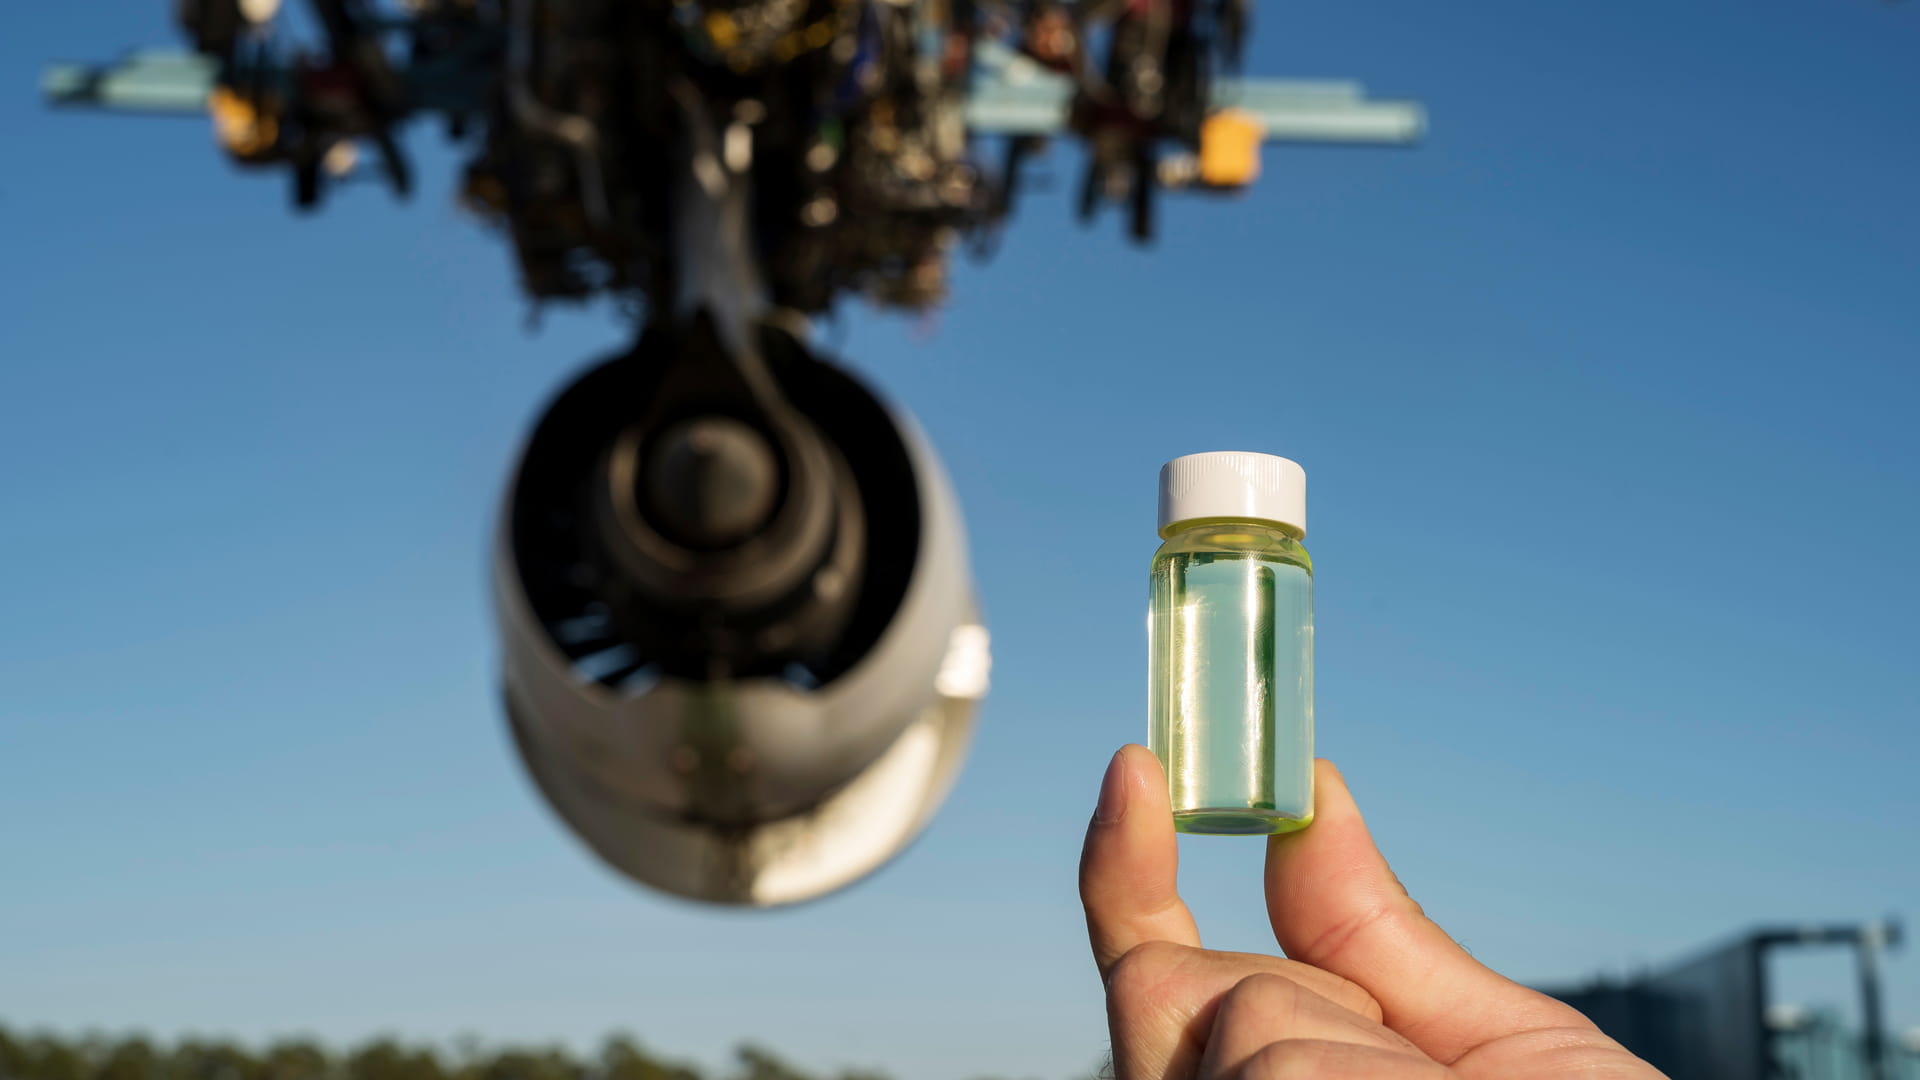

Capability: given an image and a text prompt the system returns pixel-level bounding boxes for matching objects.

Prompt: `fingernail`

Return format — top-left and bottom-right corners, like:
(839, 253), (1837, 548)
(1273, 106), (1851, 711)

(1094, 749), (1128, 824)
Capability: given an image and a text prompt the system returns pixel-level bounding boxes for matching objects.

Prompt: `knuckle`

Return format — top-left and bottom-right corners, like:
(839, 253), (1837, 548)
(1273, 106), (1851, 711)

(1242, 1041), (1326, 1080)
(1242, 1041), (1444, 1080)
(1216, 975), (1320, 1046)
(1220, 972), (1304, 1022)
(1233, 972), (1303, 999)
(1106, 940), (1194, 1013)
(1251, 955), (1383, 1024)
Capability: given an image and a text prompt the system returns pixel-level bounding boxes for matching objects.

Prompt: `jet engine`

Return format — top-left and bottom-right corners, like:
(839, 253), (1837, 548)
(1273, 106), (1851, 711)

(493, 318), (988, 905)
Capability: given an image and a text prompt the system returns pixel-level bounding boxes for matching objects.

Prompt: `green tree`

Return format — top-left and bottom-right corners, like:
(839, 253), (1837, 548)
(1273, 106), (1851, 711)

(28, 1036), (91, 1080)
(346, 1040), (446, 1080)
(261, 1041), (330, 1080)
(94, 1037), (161, 1080)
(598, 1036), (698, 1080)
(165, 1039), (265, 1080)
(477, 1047), (574, 1080)
(729, 1046), (812, 1080)
(0, 1026), (31, 1080)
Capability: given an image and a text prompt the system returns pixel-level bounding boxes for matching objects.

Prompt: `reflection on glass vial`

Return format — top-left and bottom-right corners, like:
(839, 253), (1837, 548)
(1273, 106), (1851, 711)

(1148, 453), (1313, 835)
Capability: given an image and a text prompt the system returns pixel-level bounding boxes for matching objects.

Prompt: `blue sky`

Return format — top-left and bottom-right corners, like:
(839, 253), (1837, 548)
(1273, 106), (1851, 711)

(3, 1), (1917, 1077)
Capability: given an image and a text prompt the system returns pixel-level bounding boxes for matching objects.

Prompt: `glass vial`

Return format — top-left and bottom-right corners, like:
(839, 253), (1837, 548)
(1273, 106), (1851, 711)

(1148, 452), (1314, 835)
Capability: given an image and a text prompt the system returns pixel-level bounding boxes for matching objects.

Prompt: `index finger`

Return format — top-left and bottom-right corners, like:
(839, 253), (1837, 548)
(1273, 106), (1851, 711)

(1080, 745), (1203, 979)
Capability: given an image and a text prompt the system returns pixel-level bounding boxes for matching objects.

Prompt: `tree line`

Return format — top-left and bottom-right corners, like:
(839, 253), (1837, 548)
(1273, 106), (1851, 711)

(0, 1027), (903, 1080)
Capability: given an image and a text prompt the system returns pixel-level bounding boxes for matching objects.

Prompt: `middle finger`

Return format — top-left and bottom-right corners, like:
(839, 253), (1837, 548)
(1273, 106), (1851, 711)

(1195, 972), (1427, 1080)
(1106, 943), (1383, 1080)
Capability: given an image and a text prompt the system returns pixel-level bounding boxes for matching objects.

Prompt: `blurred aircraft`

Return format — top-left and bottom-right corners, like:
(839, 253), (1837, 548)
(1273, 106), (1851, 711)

(42, 0), (1423, 907)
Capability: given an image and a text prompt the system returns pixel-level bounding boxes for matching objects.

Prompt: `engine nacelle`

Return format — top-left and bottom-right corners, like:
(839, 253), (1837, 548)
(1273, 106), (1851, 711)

(493, 325), (987, 905)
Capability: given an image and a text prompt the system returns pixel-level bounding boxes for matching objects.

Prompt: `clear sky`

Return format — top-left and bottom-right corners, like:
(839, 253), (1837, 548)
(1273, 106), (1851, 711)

(3, 2), (1917, 1077)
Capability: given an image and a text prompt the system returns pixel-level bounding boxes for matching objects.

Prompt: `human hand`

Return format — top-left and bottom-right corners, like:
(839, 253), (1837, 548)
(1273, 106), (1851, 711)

(1079, 746), (1663, 1079)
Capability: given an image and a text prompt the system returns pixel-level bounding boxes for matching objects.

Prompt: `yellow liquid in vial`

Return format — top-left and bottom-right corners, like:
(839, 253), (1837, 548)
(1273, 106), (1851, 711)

(1148, 523), (1314, 835)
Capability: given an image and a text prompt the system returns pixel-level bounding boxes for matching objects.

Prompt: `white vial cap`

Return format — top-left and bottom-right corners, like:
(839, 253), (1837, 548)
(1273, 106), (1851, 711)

(1158, 451), (1307, 538)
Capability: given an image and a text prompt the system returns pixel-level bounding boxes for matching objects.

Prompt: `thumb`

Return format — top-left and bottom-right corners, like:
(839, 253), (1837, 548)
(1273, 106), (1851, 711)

(1266, 760), (1594, 1064)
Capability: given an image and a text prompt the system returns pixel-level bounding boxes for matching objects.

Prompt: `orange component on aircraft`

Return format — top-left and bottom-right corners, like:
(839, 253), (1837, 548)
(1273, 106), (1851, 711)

(208, 85), (279, 162)
(1198, 108), (1264, 188)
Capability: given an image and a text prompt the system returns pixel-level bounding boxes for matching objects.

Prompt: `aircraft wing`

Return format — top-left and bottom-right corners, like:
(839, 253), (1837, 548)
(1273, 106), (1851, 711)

(46, 44), (1423, 146)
